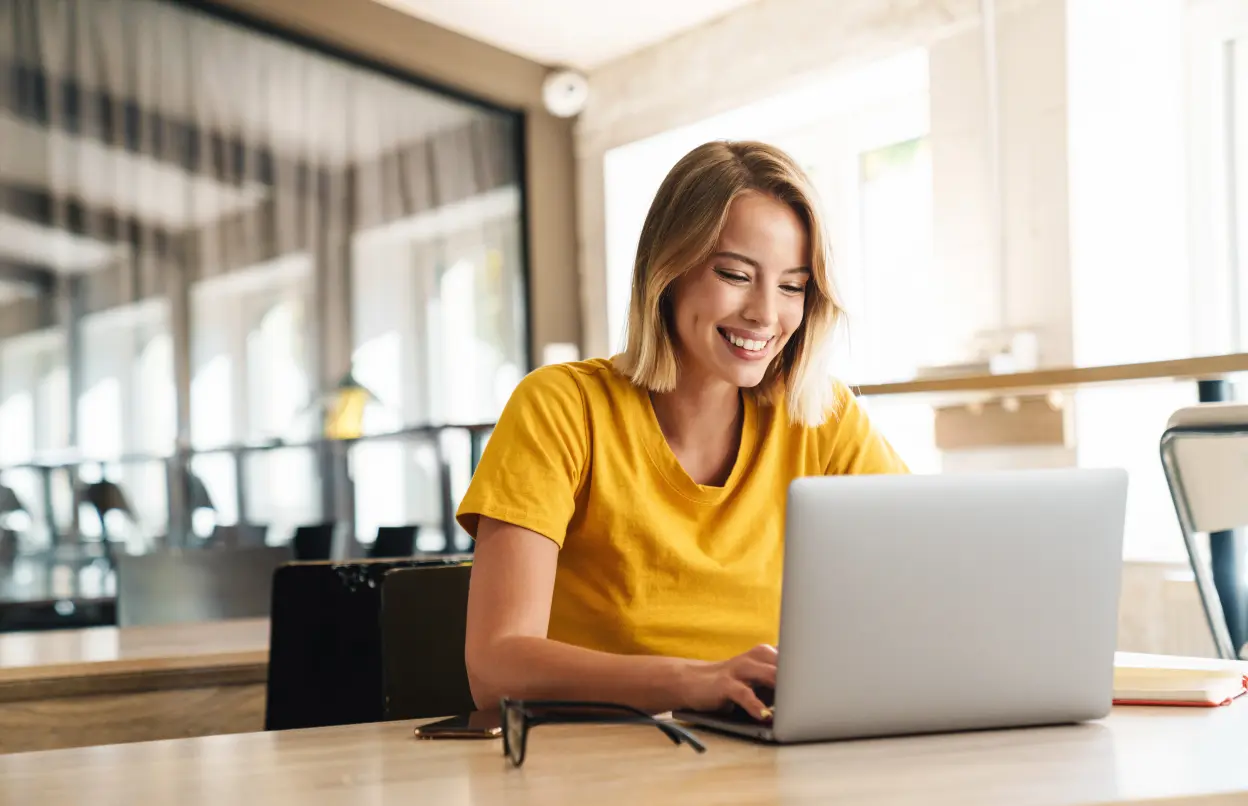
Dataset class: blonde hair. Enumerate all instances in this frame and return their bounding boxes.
[614,140,844,426]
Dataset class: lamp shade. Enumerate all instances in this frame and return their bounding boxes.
[324,370,382,440]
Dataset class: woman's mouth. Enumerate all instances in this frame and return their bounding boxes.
[718,327,772,360]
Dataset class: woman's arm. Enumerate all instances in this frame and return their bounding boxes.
[464,515,777,718]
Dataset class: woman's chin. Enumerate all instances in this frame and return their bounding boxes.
[715,365,769,390]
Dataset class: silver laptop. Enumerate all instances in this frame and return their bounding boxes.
[674,468,1128,743]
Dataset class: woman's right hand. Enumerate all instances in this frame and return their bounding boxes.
[677,644,778,720]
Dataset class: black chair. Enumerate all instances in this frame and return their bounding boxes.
[368,525,418,559]
[1161,402,1248,659]
[292,522,336,561]
[380,563,475,720]
[263,555,470,731]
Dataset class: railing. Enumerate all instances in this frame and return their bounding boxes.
[0,422,496,564]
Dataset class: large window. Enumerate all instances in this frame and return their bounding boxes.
[1185,0,1248,355]
[1230,33,1248,348]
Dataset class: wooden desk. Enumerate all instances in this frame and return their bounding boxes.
[0,618,269,753]
[3,705,1247,805]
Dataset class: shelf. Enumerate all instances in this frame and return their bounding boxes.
[853,353,1248,397]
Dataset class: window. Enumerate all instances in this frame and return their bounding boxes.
[351,187,527,429]
[246,302,310,444]
[191,254,315,450]
[1185,0,1248,354]
[853,137,934,384]
[0,333,68,465]
[1232,34,1248,348]
[0,391,34,467]
[350,188,526,549]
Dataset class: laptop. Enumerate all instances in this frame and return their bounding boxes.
[674,468,1128,743]
[264,555,470,731]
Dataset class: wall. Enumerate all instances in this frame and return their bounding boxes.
[201,0,581,365]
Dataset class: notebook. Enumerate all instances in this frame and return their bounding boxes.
[1113,652,1248,707]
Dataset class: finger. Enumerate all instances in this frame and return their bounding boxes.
[747,644,779,662]
[733,658,777,687]
[728,681,771,721]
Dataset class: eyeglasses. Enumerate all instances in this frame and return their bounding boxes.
[499,698,707,767]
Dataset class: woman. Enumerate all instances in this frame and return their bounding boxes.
[456,140,908,721]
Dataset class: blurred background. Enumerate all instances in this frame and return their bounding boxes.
[0,0,1245,658]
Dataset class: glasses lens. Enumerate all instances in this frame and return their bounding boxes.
[504,706,524,766]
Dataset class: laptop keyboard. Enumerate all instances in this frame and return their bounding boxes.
[720,685,775,724]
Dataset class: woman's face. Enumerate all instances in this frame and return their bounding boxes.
[670,190,810,391]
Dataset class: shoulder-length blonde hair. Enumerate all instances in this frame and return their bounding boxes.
[614,140,844,427]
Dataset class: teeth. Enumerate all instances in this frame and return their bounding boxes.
[725,332,767,352]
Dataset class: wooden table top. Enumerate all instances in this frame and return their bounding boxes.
[0,618,269,700]
[3,704,1247,805]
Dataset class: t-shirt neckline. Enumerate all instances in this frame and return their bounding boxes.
[636,384,758,504]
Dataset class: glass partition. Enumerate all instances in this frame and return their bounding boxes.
[0,0,526,627]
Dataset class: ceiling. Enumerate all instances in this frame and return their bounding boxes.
[373,0,762,70]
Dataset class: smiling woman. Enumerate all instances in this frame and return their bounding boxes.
[456,140,908,724]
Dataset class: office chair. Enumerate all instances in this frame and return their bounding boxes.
[369,525,418,559]
[1160,402,1248,660]
[291,522,336,560]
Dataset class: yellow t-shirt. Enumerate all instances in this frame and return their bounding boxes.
[456,357,908,662]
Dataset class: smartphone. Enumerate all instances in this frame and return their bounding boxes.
[412,710,502,739]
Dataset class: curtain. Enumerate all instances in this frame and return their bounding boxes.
[0,0,525,551]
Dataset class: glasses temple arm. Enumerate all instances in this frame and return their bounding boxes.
[657,721,706,752]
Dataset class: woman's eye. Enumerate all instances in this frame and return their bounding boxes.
[715,269,749,283]
[781,284,806,294]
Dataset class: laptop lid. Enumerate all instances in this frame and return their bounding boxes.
[771,468,1127,743]
[380,564,476,720]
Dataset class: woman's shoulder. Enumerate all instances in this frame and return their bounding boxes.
[509,357,633,401]
[501,357,635,420]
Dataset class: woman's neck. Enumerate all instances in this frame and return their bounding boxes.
[654,383,739,438]
[650,376,744,486]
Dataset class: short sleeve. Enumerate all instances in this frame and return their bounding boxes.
[822,381,910,476]
[455,365,589,547]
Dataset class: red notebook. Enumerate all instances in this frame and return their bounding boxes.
[1113,652,1248,707]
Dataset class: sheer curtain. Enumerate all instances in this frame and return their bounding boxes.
[0,0,525,549]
